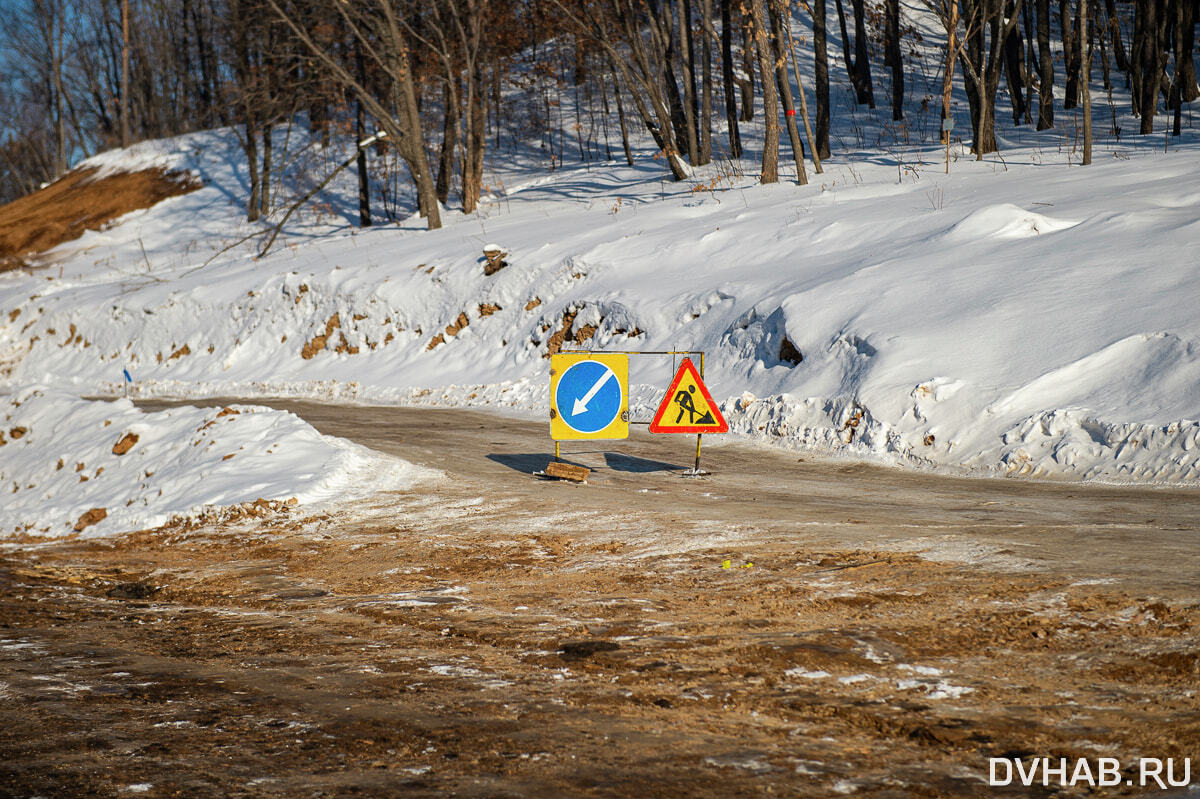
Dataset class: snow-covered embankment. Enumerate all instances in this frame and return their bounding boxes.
[0,387,438,538]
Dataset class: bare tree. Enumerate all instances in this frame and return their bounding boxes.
[268,0,443,229]
[1062,0,1081,108]
[1080,0,1092,162]
[750,0,780,182]
[834,0,875,106]
[555,0,691,180]
[719,0,743,156]
[1035,0,1054,128]
[958,0,1025,155]
[698,0,714,163]
[1002,0,1027,124]
[120,0,130,148]
[810,0,831,158]
[884,0,904,120]
[1132,0,1165,134]
[767,0,808,183]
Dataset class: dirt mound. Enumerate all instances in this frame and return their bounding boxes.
[0,166,201,270]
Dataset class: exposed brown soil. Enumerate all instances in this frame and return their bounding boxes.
[0,166,201,270]
[1,403,1198,797]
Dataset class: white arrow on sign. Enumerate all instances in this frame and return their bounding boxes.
[571,368,615,416]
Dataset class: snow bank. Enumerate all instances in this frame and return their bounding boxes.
[3,83,1200,486]
[0,387,438,539]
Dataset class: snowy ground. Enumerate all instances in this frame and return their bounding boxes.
[2,6,1200,500]
[4,126,1199,489]
[0,387,437,538]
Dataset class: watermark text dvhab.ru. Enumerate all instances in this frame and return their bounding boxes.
[989,757,1192,790]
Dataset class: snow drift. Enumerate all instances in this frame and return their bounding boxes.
[0,387,438,538]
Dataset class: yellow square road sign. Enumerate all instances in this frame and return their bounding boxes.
[550,353,629,440]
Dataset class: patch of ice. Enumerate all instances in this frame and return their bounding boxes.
[704,754,774,773]
[838,673,874,684]
[927,681,974,700]
[792,759,824,775]
[896,678,974,699]
[897,664,943,676]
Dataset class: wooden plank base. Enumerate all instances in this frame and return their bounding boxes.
[544,462,590,482]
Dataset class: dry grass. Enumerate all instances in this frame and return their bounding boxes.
[0,166,201,270]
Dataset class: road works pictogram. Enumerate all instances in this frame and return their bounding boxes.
[649,358,728,434]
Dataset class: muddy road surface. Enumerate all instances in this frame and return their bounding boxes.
[1,401,1197,798]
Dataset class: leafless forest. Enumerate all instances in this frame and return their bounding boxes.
[1,0,1196,219]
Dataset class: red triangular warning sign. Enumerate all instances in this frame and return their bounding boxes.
[649,358,729,433]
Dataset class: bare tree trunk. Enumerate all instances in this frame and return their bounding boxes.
[678,0,701,162]
[813,0,831,158]
[1062,0,1081,108]
[120,0,130,148]
[699,0,714,164]
[656,0,695,160]
[1003,0,1027,123]
[1036,0,1055,128]
[355,40,372,226]
[1022,0,1037,122]
[399,59,441,227]
[260,123,272,216]
[1132,0,1145,113]
[462,61,486,214]
[435,80,458,205]
[720,0,743,156]
[784,1,822,172]
[1175,0,1199,101]
[768,0,807,183]
[612,73,635,165]
[961,0,988,153]
[884,0,904,119]
[835,0,876,106]
[1093,0,1111,90]
[1135,0,1163,133]
[1103,0,1129,73]
[260,15,276,219]
[492,65,502,149]
[38,0,70,176]
[750,0,779,182]
[941,0,959,165]
[1081,0,1092,161]
[356,98,372,225]
[960,0,1023,155]
[229,0,262,222]
[244,119,261,222]
[740,15,755,119]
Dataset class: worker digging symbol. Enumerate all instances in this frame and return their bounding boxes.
[649,358,728,434]
[674,385,715,426]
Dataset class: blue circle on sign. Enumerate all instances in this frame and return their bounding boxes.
[556,360,622,434]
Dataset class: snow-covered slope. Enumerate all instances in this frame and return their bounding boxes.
[0,386,438,538]
[3,5,1200,489]
[4,129,1198,485]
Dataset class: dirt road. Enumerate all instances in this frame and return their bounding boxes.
[1,401,1197,797]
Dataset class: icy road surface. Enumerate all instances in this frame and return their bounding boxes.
[1,401,1197,798]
